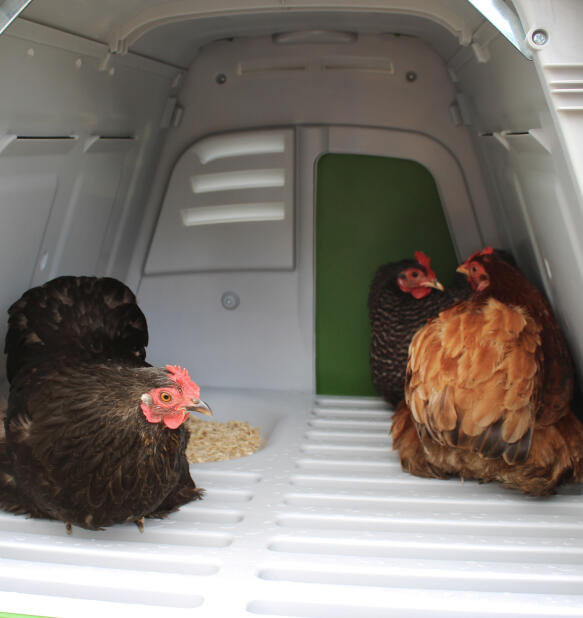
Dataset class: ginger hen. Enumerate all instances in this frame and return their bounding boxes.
[391,247,583,495]
[0,276,212,531]
[369,251,470,407]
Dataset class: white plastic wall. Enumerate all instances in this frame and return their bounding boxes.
[0,19,181,382]
[449,0,583,379]
[135,33,495,391]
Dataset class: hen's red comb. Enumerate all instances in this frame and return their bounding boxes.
[414,251,431,270]
[464,246,494,264]
[166,364,200,399]
[414,251,437,280]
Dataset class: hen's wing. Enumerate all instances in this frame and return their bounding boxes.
[406,297,543,465]
[5,276,148,382]
[525,294,574,426]
[148,456,204,518]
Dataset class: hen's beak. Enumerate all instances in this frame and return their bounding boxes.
[420,278,445,292]
[456,264,469,276]
[186,399,213,417]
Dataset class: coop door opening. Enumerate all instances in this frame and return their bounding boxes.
[315,153,459,397]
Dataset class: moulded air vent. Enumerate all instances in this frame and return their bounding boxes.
[0,134,77,156]
[238,56,394,76]
[181,202,285,227]
[190,168,285,194]
[546,65,583,113]
[322,56,394,73]
[192,131,286,164]
[273,30,357,45]
[145,128,295,273]
[237,58,309,75]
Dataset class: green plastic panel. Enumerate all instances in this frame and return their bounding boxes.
[315,153,459,396]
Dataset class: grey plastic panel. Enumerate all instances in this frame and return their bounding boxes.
[55,150,131,275]
[0,167,55,316]
[145,129,295,274]
[0,18,181,295]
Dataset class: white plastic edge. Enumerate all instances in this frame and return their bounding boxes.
[107,0,474,54]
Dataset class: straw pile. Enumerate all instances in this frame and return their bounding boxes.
[186,417,262,463]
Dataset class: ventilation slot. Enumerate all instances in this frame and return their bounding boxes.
[0,134,77,156]
[546,64,583,112]
[322,57,394,73]
[273,30,357,45]
[238,59,309,75]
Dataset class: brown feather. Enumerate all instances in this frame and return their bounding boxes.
[469,379,507,428]
[466,340,503,386]
[501,405,534,443]
[427,385,457,433]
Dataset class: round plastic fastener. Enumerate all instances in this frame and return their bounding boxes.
[532,30,548,45]
[529,28,549,48]
[221,291,240,310]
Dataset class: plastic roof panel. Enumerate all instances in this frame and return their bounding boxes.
[20,0,486,65]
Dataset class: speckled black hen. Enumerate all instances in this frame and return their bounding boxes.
[0,276,211,532]
[369,252,471,407]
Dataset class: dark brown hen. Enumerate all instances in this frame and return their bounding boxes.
[369,252,471,407]
[391,247,583,495]
[5,276,149,382]
[0,276,211,531]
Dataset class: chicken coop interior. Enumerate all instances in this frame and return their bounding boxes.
[1,0,583,616]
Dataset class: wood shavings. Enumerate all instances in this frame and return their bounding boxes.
[186,417,262,463]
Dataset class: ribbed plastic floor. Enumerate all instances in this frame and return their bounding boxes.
[1,389,583,617]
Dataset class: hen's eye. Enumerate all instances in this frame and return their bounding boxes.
[160,392,172,403]
[471,265,477,272]
[411,271,419,278]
